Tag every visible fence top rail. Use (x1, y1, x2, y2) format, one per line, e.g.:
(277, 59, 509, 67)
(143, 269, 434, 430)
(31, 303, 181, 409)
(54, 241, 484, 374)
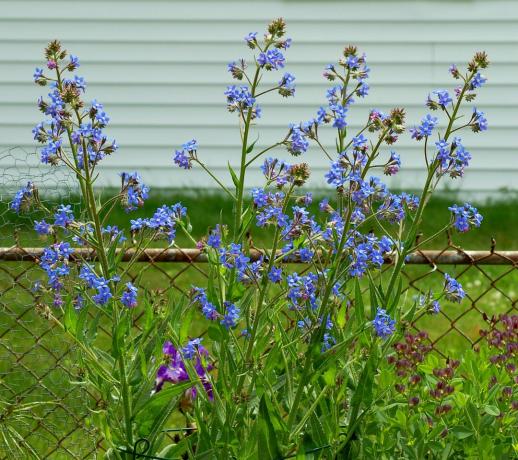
(1, 247, 517, 265)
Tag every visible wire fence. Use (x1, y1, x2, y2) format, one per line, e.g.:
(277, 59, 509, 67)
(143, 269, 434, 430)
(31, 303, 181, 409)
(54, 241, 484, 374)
(0, 242, 517, 458)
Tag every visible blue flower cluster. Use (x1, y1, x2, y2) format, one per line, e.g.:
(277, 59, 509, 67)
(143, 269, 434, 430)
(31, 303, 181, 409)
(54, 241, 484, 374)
(39, 242, 74, 293)
(130, 203, 187, 243)
(443, 273, 465, 303)
(121, 282, 138, 308)
(120, 172, 149, 211)
(372, 308, 396, 339)
(286, 125, 310, 156)
(10, 182, 35, 213)
(221, 302, 240, 329)
(79, 264, 118, 306)
(278, 72, 296, 97)
(251, 189, 288, 228)
(448, 203, 483, 232)
(435, 137, 471, 178)
(32, 42, 117, 168)
(54, 204, 74, 228)
(34, 219, 52, 235)
(173, 139, 198, 170)
(346, 232, 393, 277)
(410, 114, 439, 141)
(287, 272, 318, 310)
(257, 49, 286, 70)
(224, 85, 261, 120)
(192, 287, 218, 320)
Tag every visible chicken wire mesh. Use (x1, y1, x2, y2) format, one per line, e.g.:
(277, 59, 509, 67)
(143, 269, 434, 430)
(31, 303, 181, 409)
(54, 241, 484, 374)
(1, 150, 517, 458)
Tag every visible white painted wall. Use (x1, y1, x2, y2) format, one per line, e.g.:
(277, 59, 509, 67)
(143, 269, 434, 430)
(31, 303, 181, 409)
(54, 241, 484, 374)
(0, 0, 517, 194)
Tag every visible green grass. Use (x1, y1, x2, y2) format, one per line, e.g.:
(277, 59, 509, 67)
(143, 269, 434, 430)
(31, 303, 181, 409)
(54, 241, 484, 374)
(1, 190, 517, 457)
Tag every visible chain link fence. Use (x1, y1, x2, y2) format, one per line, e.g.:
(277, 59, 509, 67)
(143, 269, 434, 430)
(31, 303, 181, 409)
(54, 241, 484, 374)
(0, 244, 517, 458)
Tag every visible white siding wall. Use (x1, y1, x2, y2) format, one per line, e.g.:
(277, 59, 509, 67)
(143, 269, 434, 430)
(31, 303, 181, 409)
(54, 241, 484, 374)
(0, 0, 517, 194)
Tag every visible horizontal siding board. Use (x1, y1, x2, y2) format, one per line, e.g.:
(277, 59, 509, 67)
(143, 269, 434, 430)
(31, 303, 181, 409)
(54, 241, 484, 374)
(2, 21, 518, 43)
(0, 0, 517, 194)
(2, 1, 518, 22)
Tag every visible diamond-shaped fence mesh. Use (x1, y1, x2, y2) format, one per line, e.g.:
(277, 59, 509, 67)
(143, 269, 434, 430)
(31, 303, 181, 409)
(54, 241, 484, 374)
(1, 150, 517, 457)
(0, 246, 517, 457)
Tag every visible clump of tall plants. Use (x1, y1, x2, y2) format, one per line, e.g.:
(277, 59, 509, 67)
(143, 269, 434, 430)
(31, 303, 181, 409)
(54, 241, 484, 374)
(11, 18, 516, 460)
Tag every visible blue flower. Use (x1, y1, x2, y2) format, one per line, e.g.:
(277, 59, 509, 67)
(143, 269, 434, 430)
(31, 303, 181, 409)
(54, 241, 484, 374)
(224, 85, 260, 119)
(69, 55, 80, 69)
(34, 220, 52, 235)
(121, 171, 149, 211)
(433, 89, 452, 107)
(410, 114, 439, 140)
(244, 32, 258, 47)
(39, 242, 74, 291)
(182, 338, 207, 359)
(268, 267, 283, 283)
(372, 308, 396, 339)
(257, 49, 285, 70)
(207, 225, 222, 249)
(286, 125, 309, 156)
(221, 302, 240, 328)
(121, 282, 138, 308)
(33, 68, 44, 82)
(444, 273, 465, 303)
(448, 203, 482, 232)
(278, 72, 296, 97)
(10, 182, 35, 213)
(472, 108, 488, 132)
(332, 105, 348, 129)
(192, 287, 218, 320)
(54, 204, 74, 228)
(470, 72, 487, 89)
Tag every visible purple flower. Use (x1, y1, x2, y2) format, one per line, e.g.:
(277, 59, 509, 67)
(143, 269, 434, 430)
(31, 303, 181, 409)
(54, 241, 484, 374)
(384, 151, 401, 176)
(372, 308, 396, 339)
(287, 125, 309, 156)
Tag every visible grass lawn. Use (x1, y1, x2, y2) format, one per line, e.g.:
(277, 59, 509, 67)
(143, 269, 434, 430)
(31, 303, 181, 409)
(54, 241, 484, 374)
(1, 190, 517, 457)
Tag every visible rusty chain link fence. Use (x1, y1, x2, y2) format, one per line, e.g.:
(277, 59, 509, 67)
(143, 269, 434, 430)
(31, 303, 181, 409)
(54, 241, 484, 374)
(1, 150, 517, 457)
(0, 244, 517, 458)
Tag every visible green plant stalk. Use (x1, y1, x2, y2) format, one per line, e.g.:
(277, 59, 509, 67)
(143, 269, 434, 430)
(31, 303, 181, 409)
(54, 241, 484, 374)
(233, 66, 261, 239)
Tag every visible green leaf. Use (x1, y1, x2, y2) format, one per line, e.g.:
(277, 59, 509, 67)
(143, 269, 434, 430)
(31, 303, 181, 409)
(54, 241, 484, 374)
(133, 382, 193, 438)
(227, 162, 240, 188)
(246, 137, 259, 154)
(354, 279, 365, 327)
(483, 404, 500, 416)
(451, 425, 474, 440)
(257, 395, 283, 460)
